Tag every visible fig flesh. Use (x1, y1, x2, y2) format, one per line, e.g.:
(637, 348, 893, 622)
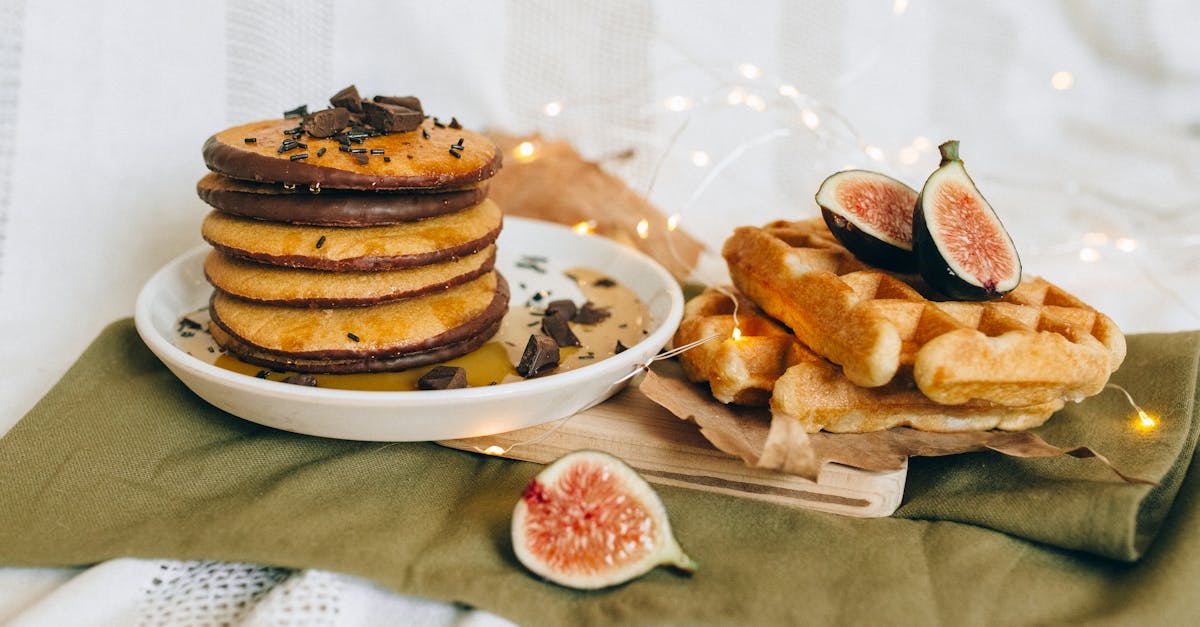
(816, 169, 919, 272)
(913, 141, 1021, 300)
(512, 450, 696, 589)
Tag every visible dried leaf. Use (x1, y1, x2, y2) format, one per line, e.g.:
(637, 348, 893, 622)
(640, 368, 1153, 484)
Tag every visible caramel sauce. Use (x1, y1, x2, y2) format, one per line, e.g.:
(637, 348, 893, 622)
(177, 267, 648, 392)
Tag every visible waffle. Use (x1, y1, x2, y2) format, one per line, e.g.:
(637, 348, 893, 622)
(676, 287, 1064, 433)
(723, 218, 1125, 408)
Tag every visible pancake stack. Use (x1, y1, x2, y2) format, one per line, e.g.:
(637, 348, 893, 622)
(197, 86, 507, 374)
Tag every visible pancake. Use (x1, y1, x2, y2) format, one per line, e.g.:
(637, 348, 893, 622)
(203, 118, 502, 190)
(209, 272, 509, 373)
(201, 198, 503, 271)
(204, 245, 496, 307)
(196, 172, 489, 226)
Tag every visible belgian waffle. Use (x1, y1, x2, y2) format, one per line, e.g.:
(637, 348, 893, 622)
(675, 287, 1064, 433)
(723, 218, 1125, 408)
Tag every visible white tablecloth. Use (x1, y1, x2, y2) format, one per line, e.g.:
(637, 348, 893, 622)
(2, 1, 1198, 624)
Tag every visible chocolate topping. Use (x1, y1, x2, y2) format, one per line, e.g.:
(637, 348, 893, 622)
(572, 301, 612, 325)
(418, 365, 468, 390)
(302, 108, 350, 138)
(330, 85, 364, 113)
(540, 313, 581, 348)
(373, 95, 423, 116)
(545, 299, 577, 321)
(516, 334, 560, 378)
(363, 100, 423, 133)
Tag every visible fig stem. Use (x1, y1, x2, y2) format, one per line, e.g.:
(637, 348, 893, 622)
(938, 140, 961, 166)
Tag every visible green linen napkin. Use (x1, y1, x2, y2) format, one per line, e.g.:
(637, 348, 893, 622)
(1, 319, 1198, 626)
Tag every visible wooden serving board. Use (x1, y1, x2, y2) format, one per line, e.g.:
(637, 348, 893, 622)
(439, 384, 907, 518)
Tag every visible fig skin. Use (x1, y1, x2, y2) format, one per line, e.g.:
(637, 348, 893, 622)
(913, 141, 1021, 301)
(815, 170, 918, 273)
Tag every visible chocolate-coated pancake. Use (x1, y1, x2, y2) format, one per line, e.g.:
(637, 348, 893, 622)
(209, 272, 509, 361)
(196, 172, 489, 226)
(203, 118, 501, 190)
(201, 198, 503, 271)
(210, 315, 504, 375)
(204, 245, 496, 307)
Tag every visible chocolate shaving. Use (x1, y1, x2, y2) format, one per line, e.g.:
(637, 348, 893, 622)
(354, 153, 369, 165)
(593, 277, 617, 287)
(302, 107, 350, 138)
(330, 85, 364, 113)
(283, 104, 308, 119)
(448, 117, 462, 129)
(516, 334, 560, 377)
(540, 313, 581, 348)
(545, 299, 577, 321)
(363, 100, 423, 133)
(373, 95, 423, 116)
(571, 301, 611, 325)
(418, 365, 468, 390)
(615, 340, 628, 354)
(283, 374, 319, 387)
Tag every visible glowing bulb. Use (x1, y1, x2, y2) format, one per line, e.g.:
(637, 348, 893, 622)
(726, 87, 747, 106)
(636, 219, 649, 239)
(745, 93, 767, 111)
(543, 101, 563, 117)
(572, 220, 595, 235)
(893, 0, 910, 15)
(664, 95, 694, 112)
(667, 213, 681, 232)
(731, 326, 742, 341)
(864, 145, 885, 161)
(513, 141, 537, 162)
(778, 84, 800, 98)
(483, 445, 507, 455)
(690, 150, 710, 167)
(1136, 410, 1157, 431)
(1116, 237, 1137, 252)
(800, 109, 820, 130)
(738, 63, 762, 80)
(1051, 71, 1074, 90)
(1079, 247, 1101, 262)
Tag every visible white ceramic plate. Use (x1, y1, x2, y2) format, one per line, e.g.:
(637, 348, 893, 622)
(134, 217, 684, 441)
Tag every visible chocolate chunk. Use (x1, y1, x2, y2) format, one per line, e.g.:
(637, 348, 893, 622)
(545, 299, 577, 321)
(283, 374, 319, 387)
(572, 301, 611, 325)
(283, 104, 308, 119)
(330, 85, 364, 113)
(615, 340, 628, 354)
(448, 117, 462, 129)
(540, 313, 581, 348)
(374, 95, 423, 116)
(363, 100, 423, 133)
(417, 365, 468, 390)
(302, 107, 350, 138)
(516, 334, 560, 377)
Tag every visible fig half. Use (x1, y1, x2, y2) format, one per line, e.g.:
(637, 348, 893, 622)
(816, 169, 919, 272)
(512, 450, 696, 589)
(913, 141, 1021, 300)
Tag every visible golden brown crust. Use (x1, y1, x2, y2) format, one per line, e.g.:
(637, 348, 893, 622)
(200, 199, 502, 271)
(203, 118, 501, 190)
(204, 246, 496, 307)
(723, 218, 1125, 407)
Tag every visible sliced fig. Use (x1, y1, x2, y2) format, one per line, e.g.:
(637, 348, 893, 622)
(816, 169, 919, 272)
(913, 141, 1021, 300)
(512, 450, 697, 589)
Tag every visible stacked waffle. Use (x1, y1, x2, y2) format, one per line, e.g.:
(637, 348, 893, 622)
(197, 86, 507, 374)
(676, 218, 1126, 433)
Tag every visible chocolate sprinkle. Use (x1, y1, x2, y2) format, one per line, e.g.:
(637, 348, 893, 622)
(289, 153, 309, 161)
(383, 156, 391, 162)
(347, 332, 360, 342)
(317, 147, 327, 157)
(417, 365, 468, 390)
(283, 374, 319, 387)
(243, 137, 256, 143)
(448, 148, 461, 159)
(370, 148, 384, 155)
(316, 235, 326, 249)
(422, 129, 430, 140)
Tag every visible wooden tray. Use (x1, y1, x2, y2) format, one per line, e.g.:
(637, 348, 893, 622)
(439, 383, 907, 518)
